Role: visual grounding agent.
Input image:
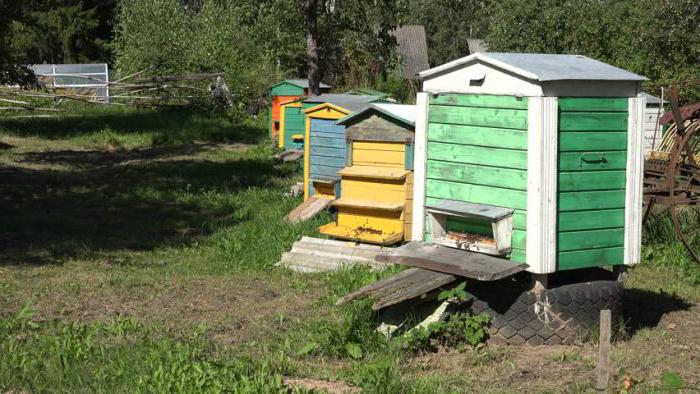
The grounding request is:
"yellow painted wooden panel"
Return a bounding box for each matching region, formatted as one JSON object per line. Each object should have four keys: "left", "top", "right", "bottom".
{"left": 304, "top": 104, "right": 349, "bottom": 119}
{"left": 337, "top": 208, "right": 404, "bottom": 235}
{"left": 333, "top": 198, "right": 404, "bottom": 211}
{"left": 352, "top": 149, "right": 405, "bottom": 167}
{"left": 353, "top": 141, "right": 406, "bottom": 152}
{"left": 404, "top": 172, "right": 414, "bottom": 240}
{"left": 278, "top": 103, "right": 287, "bottom": 148}
{"left": 341, "top": 178, "right": 406, "bottom": 202}
{"left": 318, "top": 223, "right": 404, "bottom": 245}
{"left": 338, "top": 166, "right": 408, "bottom": 180}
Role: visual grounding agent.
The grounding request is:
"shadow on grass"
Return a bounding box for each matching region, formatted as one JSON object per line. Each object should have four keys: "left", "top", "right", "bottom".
{"left": 18, "top": 144, "right": 215, "bottom": 168}
{"left": 0, "top": 146, "right": 298, "bottom": 266}
{"left": 622, "top": 288, "right": 693, "bottom": 335}
{"left": 0, "top": 109, "right": 264, "bottom": 145}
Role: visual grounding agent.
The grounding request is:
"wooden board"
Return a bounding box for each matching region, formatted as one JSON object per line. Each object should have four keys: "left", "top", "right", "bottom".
{"left": 559, "top": 112, "right": 628, "bottom": 131}
{"left": 429, "top": 105, "right": 528, "bottom": 130}
{"left": 426, "top": 179, "right": 527, "bottom": 211}
{"left": 559, "top": 151, "right": 627, "bottom": 171}
{"left": 377, "top": 241, "right": 527, "bottom": 281}
{"left": 559, "top": 132, "right": 627, "bottom": 152}
{"left": 318, "top": 223, "right": 404, "bottom": 246}
{"left": 430, "top": 94, "right": 528, "bottom": 110}
{"left": 427, "top": 161, "right": 527, "bottom": 191}
{"left": 333, "top": 198, "right": 404, "bottom": 211}
{"left": 428, "top": 123, "right": 528, "bottom": 150}
{"left": 558, "top": 170, "right": 626, "bottom": 192}
{"left": 426, "top": 199, "right": 513, "bottom": 221}
{"left": 336, "top": 267, "right": 457, "bottom": 310}
{"left": 427, "top": 142, "right": 528, "bottom": 170}
{"left": 338, "top": 166, "right": 408, "bottom": 180}
{"left": 557, "top": 97, "right": 628, "bottom": 112}
{"left": 558, "top": 209, "right": 625, "bottom": 231}
{"left": 286, "top": 196, "right": 333, "bottom": 223}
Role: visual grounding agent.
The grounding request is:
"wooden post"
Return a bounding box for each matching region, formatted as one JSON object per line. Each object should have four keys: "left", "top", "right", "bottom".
{"left": 595, "top": 309, "right": 612, "bottom": 390}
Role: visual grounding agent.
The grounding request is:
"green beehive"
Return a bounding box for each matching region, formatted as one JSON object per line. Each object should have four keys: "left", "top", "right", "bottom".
{"left": 411, "top": 53, "right": 647, "bottom": 274}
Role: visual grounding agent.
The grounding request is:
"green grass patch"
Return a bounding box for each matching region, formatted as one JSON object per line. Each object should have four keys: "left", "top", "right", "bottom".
{"left": 0, "top": 103, "right": 265, "bottom": 149}
{"left": 643, "top": 211, "right": 700, "bottom": 285}
{"left": 0, "top": 306, "right": 295, "bottom": 393}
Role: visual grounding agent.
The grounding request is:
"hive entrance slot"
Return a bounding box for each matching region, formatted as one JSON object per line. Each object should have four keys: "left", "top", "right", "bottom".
{"left": 426, "top": 199, "right": 513, "bottom": 256}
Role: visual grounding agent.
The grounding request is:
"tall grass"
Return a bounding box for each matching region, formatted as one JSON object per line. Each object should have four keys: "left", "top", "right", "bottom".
{"left": 643, "top": 209, "right": 700, "bottom": 284}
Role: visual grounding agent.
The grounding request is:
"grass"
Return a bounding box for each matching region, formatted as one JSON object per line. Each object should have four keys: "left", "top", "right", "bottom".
{"left": 1, "top": 105, "right": 699, "bottom": 393}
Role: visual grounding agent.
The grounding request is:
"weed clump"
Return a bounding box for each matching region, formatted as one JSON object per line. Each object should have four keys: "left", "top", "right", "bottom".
{"left": 403, "top": 283, "right": 490, "bottom": 353}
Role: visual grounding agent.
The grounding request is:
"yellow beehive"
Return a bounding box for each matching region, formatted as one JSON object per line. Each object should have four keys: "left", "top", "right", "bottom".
{"left": 318, "top": 103, "right": 416, "bottom": 245}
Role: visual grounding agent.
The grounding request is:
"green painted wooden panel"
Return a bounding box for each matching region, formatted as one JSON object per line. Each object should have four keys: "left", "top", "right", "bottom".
{"left": 558, "top": 97, "right": 628, "bottom": 112}
{"left": 426, "top": 94, "right": 529, "bottom": 262}
{"left": 559, "top": 112, "right": 628, "bottom": 131}
{"left": 428, "top": 142, "right": 528, "bottom": 170}
{"left": 558, "top": 190, "right": 625, "bottom": 211}
{"left": 559, "top": 132, "right": 627, "bottom": 152}
{"left": 404, "top": 143, "right": 414, "bottom": 170}
{"left": 510, "top": 249, "right": 526, "bottom": 263}
{"left": 426, "top": 179, "right": 527, "bottom": 211}
{"left": 270, "top": 82, "right": 304, "bottom": 96}
{"left": 283, "top": 106, "right": 306, "bottom": 150}
{"left": 558, "top": 209, "right": 625, "bottom": 232}
{"left": 429, "top": 105, "right": 528, "bottom": 130}
{"left": 559, "top": 151, "right": 627, "bottom": 171}
{"left": 428, "top": 123, "right": 528, "bottom": 150}
{"left": 446, "top": 216, "right": 492, "bottom": 236}
{"left": 427, "top": 161, "right": 527, "bottom": 191}
{"left": 558, "top": 247, "right": 624, "bottom": 270}
{"left": 512, "top": 210, "right": 526, "bottom": 230}
{"left": 430, "top": 94, "right": 528, "bottom": 109}
{"left": 558, "top": 171, "right": 626, "bottom": 191}
{"left": 512, "top": 230, "right": 526, "bottom": 250}
{"left": 558, "top": 228, "right": 625, "bottom": 252}
{"left": 556, "top": 97, "right": 629, "bottom": 271}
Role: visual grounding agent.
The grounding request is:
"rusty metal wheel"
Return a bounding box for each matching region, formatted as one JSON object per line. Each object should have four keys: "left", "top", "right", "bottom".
{"left": 668, "top": 116, "right": 700, "bottom": 263}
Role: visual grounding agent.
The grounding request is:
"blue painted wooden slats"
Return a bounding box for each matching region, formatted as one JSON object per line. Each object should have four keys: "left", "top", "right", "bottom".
{"left": 308, "top": 119, "right": 347, "bottom": 197}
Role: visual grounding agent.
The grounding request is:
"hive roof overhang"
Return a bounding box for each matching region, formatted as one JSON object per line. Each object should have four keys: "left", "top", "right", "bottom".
{"left": 418, "top": 52, "right": 647, "bottom": 82}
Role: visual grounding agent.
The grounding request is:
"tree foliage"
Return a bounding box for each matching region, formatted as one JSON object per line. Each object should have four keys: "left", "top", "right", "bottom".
{"left": 7, "top": 0, "right": 115, "bottom": 64}
{"left": 113, "top": 0, "right": 408, "bottom": 110}
{"left": 487, "top": 0, "right": 700, "bottom": 101}
{"left": 407, "top": 0, "right": 491, "bottom": 67}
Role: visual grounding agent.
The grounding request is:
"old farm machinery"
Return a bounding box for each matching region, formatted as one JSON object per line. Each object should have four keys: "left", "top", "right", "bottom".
{"left": 644, "top": 88, "right": 700, "bottom": 264}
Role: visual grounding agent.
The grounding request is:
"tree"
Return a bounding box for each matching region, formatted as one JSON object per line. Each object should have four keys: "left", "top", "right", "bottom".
{"left": 486, "top": 0, "right": 700, "bottom": 101}
{"left": 7, "top": 0, "right": 115, "bottom": 64}
{"left": 408, "top": 0, "right": 491, "bottom": 66}
{"left": 302, "top": 0, "right": 408, "bottom": 92}
{"left": 0, "top": 0, "right": 35, "bottom": 86}
{"left": 304, "top": 0, "right": 321, "bottom": 95}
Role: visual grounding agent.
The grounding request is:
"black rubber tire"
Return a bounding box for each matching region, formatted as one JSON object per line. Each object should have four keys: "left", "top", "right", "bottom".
{"left": 466, "top": 269, "right": 623, "bottom": 345}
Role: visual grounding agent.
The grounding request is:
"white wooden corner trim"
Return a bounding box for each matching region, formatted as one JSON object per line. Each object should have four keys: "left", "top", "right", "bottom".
{"left": 411, "top": 92, "right": 429, "bottom": 241}
{"left": 624, "top": 95, "right": 646, "bottom": 265}
{"left": 526, "top": 97, "right": 558, "bottom": 274}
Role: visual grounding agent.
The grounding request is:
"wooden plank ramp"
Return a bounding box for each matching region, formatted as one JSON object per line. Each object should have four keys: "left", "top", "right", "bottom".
{"left": 335, "top": 242, "right": 526, "bottom": 310}
{"left": 276, "top": 236, "right": 392, "bottom": 272}
{"left": 376, "top": 241, "right": 527, "bottom": 281}
{"left": 336, "top": 267, "right": 457, "bottom": 310}
{"left": 286, "top": 196, "right": 333, "bottom": 223}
